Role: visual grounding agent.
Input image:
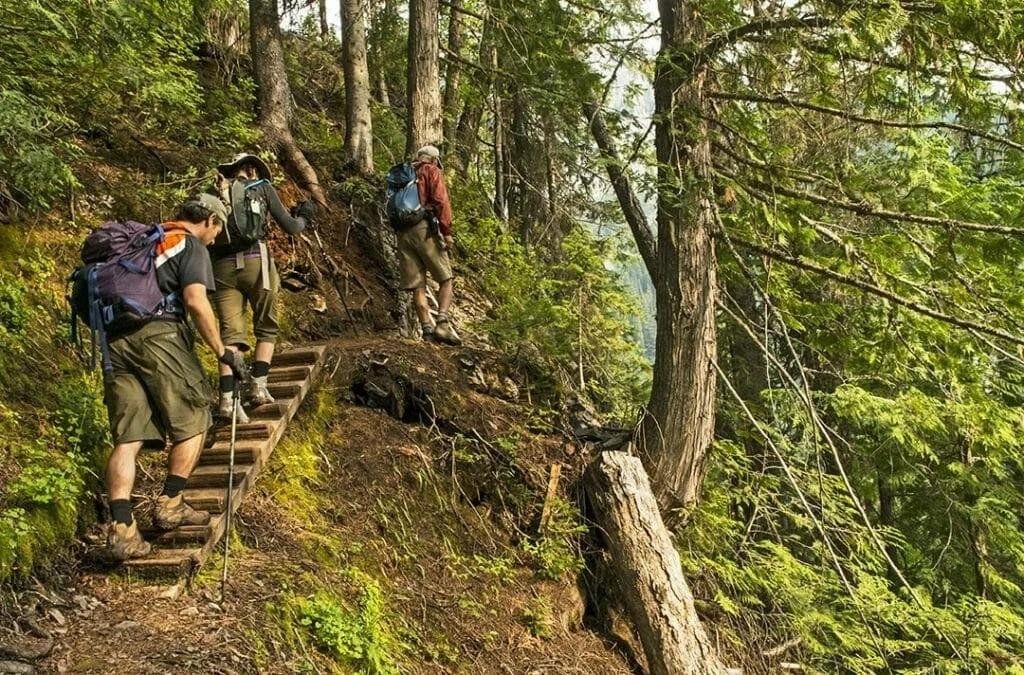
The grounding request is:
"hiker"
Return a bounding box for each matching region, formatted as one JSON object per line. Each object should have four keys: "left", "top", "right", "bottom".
{"left": 390, "top": 145, "right": 461, "bottom": 345}
{"left": 210, "top": 153, "right": 316, "bottom": 424}
{"left": 94, "top": 196, "right": 248, "bottom": 560}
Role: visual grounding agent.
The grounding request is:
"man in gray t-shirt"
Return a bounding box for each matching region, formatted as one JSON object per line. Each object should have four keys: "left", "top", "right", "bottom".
{"left": 103, "top": 196, "right": 247, "bottom": 561}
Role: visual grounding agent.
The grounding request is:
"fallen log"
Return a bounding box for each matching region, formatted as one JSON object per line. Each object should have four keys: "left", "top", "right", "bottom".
{"left": 586, "top": 451, "right": 725, "bottom": 675}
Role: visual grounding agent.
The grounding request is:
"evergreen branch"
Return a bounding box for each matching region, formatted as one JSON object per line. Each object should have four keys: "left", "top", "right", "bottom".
{"left": 727, "top": 235, "right": 1024, "bottom": 346}
{"left": 718, "top": 169, "right": 1024, "bottom": 236}
{"left": 710, "top": 90, "right": 1024, "bottom": 154}
{"left": 799, "top": 42, "right": 1014, "bottom": 83}
{"left": 716, "top": 287, "right": 966, "bottom": 661}
{"left": 694, "top": 15, "right": 833, "bottom": 69}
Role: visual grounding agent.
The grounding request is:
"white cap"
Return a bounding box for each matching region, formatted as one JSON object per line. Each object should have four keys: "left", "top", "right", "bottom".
{"left": 416, "top": 145, "right": 442, "bottom": 164}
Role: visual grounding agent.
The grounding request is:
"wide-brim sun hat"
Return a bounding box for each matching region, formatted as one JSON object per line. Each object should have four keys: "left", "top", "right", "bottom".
{"left": 216, "top": 153, "right": 273, "bottom": 181}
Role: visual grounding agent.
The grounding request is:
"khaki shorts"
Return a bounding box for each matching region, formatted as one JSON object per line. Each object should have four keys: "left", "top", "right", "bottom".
{"left": 212, "top": 251, "right": 281, "bottom": 349}
{"left": 104, "top": 321, "right": 212, "bottom": 445}
{"left": 398, "top": 221, "right": 453, "bottom": 290}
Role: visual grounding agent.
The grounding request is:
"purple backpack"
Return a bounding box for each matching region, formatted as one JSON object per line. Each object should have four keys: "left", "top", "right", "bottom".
{"left": 69, "top": 221, "right": 181, "bottom": 370}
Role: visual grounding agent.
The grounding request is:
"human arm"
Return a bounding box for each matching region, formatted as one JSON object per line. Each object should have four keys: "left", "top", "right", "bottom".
{"left": 183, "top": 283, "right": 248, "bottom": 378}
{"left": 260, "top": 183, "right": 308, "bottom": 235}
{"left": 183, "top": 283, "right": 226, "bottom": 357}
{"left": 420, "top": 164, "right": 454, "bottom": 237}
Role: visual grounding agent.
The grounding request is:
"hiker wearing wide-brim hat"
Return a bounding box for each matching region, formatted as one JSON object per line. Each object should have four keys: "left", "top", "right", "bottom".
{"left": 216, "top": 153, "right": 274, "bottom": 182}
{"left": 208, "top": 153, "right": 317, "bottom": 423}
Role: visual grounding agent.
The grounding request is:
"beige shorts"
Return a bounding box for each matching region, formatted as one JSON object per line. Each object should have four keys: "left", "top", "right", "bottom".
{"left": 104, "top": 321, "right": 212, "bottom": 445}
{"left": 398, "top": 221, "right": 453, "bottom": 290}
{"left": 212, "top": 251, "right": 281, "bottom": 349}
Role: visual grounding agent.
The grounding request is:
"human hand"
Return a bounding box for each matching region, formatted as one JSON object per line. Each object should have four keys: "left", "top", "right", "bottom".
{"left": 292, "top": 200, "right": 316, "bottom": 224}
{"left": 218, "top": 349, "right": 250, "bottom": 383}
{"left": 444, "top": 235, "right": 454, "bottom": 251}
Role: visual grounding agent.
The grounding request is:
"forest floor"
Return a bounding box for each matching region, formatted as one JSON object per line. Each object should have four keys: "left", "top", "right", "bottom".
{"left": 24, "top": 334, "right": 641, "bottom": 674}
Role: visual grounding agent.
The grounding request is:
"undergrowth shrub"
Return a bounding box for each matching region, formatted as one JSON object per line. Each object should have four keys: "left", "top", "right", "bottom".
{"left": 281, "top": 568, "right": 406, "bottom": 675}
{"left": 452, "top": 177, "right": 650, "bottom": 420}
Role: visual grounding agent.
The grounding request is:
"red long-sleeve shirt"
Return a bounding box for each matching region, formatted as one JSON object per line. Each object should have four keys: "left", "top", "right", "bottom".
{"left": 415, "top": 161, "right": 453, "bottom": 237}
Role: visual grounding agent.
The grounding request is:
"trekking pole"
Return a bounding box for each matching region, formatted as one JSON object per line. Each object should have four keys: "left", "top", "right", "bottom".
{"left": 220, "top": 379, "right": 240, "bottom": 602}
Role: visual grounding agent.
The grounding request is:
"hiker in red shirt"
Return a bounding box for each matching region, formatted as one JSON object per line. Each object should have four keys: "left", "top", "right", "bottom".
{"left": 398, "top": 145, "right": 461, "bottom": 345}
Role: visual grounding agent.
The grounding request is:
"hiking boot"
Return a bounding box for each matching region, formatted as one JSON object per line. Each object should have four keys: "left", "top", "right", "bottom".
{"left": 432, "top": 319, "right": 463, "bottom": 346}
{"left": 107, "top": 520, "right": 152, "bottom": 561}
{"left": 154, "top": 494, "right": 211, "bottom": 529}
{"left": 217, "top": 392, "right": 250, "bottom": 424}
{"left": 247, "top": 375, "right": 275, "bottom": 407}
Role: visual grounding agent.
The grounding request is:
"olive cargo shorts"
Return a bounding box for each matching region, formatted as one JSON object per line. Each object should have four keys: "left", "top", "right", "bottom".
{"left": 212, "top": 252, "right": 281, "bottom": 349}
{"left": 104, "top": 321, "right": 212, "bottom": 445}
{"left": 398, "top": 221, "right": 453, "bottom": 290}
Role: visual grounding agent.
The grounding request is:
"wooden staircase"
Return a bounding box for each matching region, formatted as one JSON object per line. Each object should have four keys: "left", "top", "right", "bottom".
{"left": 124, "top": 345, "right": 327, "bottom": 576}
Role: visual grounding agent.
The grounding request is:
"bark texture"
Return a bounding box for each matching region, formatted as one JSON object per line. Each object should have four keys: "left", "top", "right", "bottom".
{"left": 318, "top": 0, "right": 329, "bottom": 38}
{"left": 509, "top": 91, "right": 548, "bottom": 249}
{"left": 342, "top": 0, "right": 374, "bottom": 174}
{"left": 249, "top": 0, "right": 326, "bottom": 205}
{"left": 584, "top": 101, "right": 657, "bottom": 281}
{"left": 442, "top": 0, "right": 465, "bottom": 147}
{"left": 586, "top": 452, "right": 726, "bottom": 675}
{"left": 453, "top": 15, "right": 493, "bottom": 175}
{"left": 640, "top": 0, "right": 719, "bottom": 515}
{"left": 406, "top": 0, "right": 443, "bottom": 154}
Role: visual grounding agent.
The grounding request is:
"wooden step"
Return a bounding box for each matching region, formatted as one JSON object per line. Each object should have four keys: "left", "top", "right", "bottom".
{"left": 267, "top": 382, "right": 302, "bottom": 399}
{"left": 272, "top": 350, "right": 321, "bottom": 367}
{"left": 250, "top": 400, "right": 295, "bottom": 420}
{"left": 209, "top": 423, "right": 274, "bottom": 442}
{"left": 140, "top": 525, "right": 211, "bottom": 546}
{"left": 197, "top": 445, "right": 259, "bottom": 466}
{"left": 117, "top": 344, "right": 326, "bottom": 577}
{"left": 268, "top": 366, "right": 313, "bottom": 383}
{"left": 180, "top": 487, "right": 242, "bottom": 514}
{"left": 187, "top": 464, "right": 251, "bottom": 488}
{"left": 122, "top": 547, "right": 201, "bottom": 573}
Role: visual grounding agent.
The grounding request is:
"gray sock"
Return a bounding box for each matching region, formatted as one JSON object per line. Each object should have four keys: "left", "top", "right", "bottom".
{"left": 422, "top": 322, "right": 435, "bottom": 334}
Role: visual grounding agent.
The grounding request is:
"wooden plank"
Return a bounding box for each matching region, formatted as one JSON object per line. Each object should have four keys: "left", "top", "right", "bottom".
{"left": 271, "top": 349, "right": 321, "bottom": 367}
{"left": 125, "top": 345, "right": 327, "bottom": 575}
{"left": 538, "top": 463, "right": 562, "bottom": 533}
{"left": 209, "top": 423, "right": 274, "bottom": 442}
{"left": 267, "top": 382, "right": 302, "bottom": 399}
{"left": 268, "top": 366, "right": 313, "bottom": 383}
{"left": 186, "top": 464, "right": 252, "bottom": 488}
{"left": 196, "top": 446, "right": 259, "bottom": 466}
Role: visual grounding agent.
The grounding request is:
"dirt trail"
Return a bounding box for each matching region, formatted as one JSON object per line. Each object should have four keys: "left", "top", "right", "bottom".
{"left": 29, "top": 336, "right": 635, "bottom": 674}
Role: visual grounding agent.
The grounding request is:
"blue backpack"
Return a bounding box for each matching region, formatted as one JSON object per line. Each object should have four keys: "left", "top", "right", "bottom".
{"left": 384, "top": 163, "right": 425, "bottom": 229}
{"left": 69, "top": 221, "right": 182, "bottom": 371}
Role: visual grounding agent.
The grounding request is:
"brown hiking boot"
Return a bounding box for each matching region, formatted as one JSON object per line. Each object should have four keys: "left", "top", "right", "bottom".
{"left": 432, "top": 320, "right": 463, "bottom": 346}
{"left": 155, "top": 494, "right": 211, "bottom": 529}
{"left": 107, "top": 521, "right": 152, "bottom": 561}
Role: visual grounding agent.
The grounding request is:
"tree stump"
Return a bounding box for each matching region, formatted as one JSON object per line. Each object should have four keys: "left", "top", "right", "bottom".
{"left": 585, "top": 451, "right": 725, "bottom": 675}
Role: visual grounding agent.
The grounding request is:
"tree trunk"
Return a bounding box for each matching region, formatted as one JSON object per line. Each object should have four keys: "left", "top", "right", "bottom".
{"left": 584, "top": 101, "right": 657, "bottom": 281}
{"left": 249, "top": 0, "right": 327, "bottom": 205}
{"left": 493, "top": 88, "right": 508, "bottom": 221}
{"left": 370, "top": 0, "right": 393, "bottom": 106}
{"left": 342, "top": 0, "right": 374, "bottom": 174}
{"left": 318, "top": 0, "right": 329, "bottom": 38}
{"left": 406, "top": 0, "right": 443, "bottom": 154}
{"left": 508, "top": 91, "right": 547, "bottom": 249}
{"left": 586, "top": 452, "right": 726, "bottom": 675}
{"left": 442, "top": 0, "right": 465, "bottom": 149}
{"left": 453, "top": 14, "right": 493, "bottom": 175}
{"left": 640, "top": 0, "right": 718, "bottom": 516}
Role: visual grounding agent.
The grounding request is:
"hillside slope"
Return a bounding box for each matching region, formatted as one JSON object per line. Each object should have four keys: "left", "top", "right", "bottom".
{"left": 35, "top": 335, "right": 637, "bottom": 674}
